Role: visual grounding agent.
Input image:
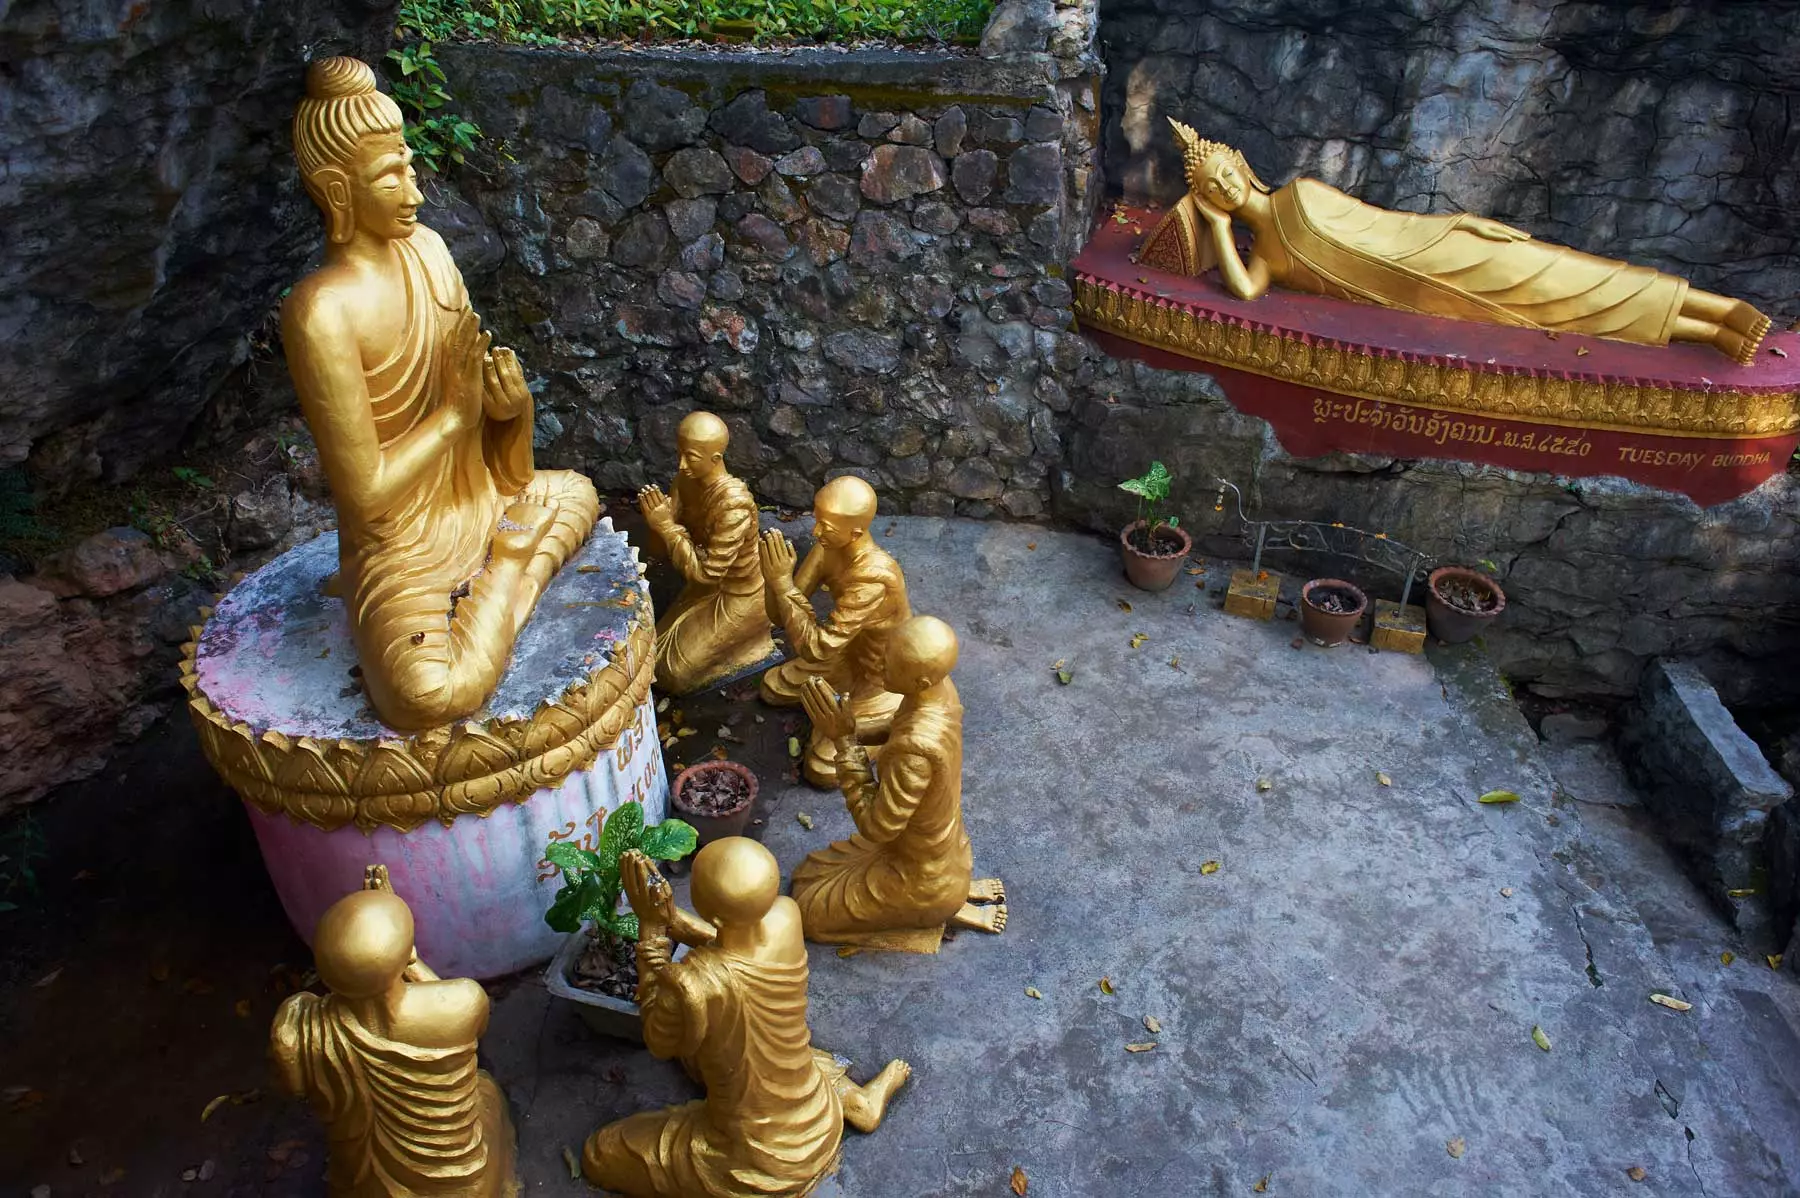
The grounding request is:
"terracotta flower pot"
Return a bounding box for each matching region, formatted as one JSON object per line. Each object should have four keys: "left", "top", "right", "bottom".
{"left": 1119, "top": 520, "right": 1193, "bottom": 592}
{"left": 671, "top": 760, "right": 758, "bottom": 847}
{"left": 1299, "top": 578, "right": 1368, "bottom": 646}
{"left": 1425, "top": 566, "right": 1506, "bottom": 644}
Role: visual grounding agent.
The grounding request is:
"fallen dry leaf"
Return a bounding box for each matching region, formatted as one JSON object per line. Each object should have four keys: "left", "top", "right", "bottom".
{"left": 1289, "top": 636, "right": 1304, "bottom": 649}
{"left": 1129, "top": 632, "right": 1149, "bottom": 649}
{"left": 1376, "top": 772, "right": 1392, "bottom": 787}
{"left": 1650, "top": 994, "right": 1692, "bottom": 1012}
{"left": 1027, "top": 542, "right": 1037, "bottom": 550}
{"left": 1124, "top": 1041, "right": 1157, "bottom": 1053}
{"left": 796, "top": 812, "right": 814, "bottom": 830}
{"left": 3, "top": 1086, "right": 45, "bottom": 1113}
{"left": 1185, "top": 565, "right": 1204, "bottom": 575}
{"left": 1199, "top": 860, "right": 1220, "bottom": 875}
{"left": 1168, "top": 656, "right": 1180, "bottom": 669}
{"left": 1099, "top": 976, "right": 1115, "bottom": 995}
{"left": 1056, "top": 668, "right": 1072, "bottom": 685}
{"left": 1143, "top": 1015, "right": 1162, "bottom": 1033}
{"left": 655, "top": 697, "right": 669, "bottom": 713}
{"left": 234, "top": 999, "right": 252, "bottom": 1018}
{"left": 1256, "top": 778, "right": 1272, "bottom": 793}
{"left": 787, "top": 737, "right": 802, "bottom": 759}
{"left": 1531, "top": 1025, "right": 1552, "bottom": 1052}
{"left": 563, "top": 1146, "right": 581, "bottom": 1180}
{"left": 1575, "top": 346, "right": 1590, "bottom": 356}
{"left": 1025, "top": 986, "right": 1043, "bottom": 1000}
{"left": 1478, "top": 790, "right": 1521, "bottom": 805}
{"left": 1116, "top": 599, "right": 1132, "bottom": 613}
{"left": 1768, "top": 954, "right": 1784, "bottom": 970}
{"left": 1011, "top": 1165, "right": 1029, "bottom": 1195}
{"left": 1721, "top": 951, "right": 1736, "bottom": 966}
{"left": 1500, "top": 887, "right": 1515, "bottom": 898}
{"left": 1726, "top": 887, "right": 1758, "bottom": 898}
{"left": 1447, "top": 1136, "right": 1466, "bottom": 1159}
{"left": 200, "top": 1094, "right": 230, "bottom": 1123}
{"left": 1253, "top": 1178, "right": 1269, "bottom": 1194}
{"left": 1626, "top": 1165, "right": 1647, "bottom": 1182}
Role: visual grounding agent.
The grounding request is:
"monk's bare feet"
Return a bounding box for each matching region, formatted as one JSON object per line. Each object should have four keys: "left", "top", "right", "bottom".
{"left": 493, "top": 502, "right": 553, "bottom": 563}
{"left": 846, "top": 1059, "right": 912, "bottom": 1133}
{"left": 949, "top": 901, "right": 1007, "bottom": 933}
{"left": 968, "top": 878, "right": 1006, "bottom": 904}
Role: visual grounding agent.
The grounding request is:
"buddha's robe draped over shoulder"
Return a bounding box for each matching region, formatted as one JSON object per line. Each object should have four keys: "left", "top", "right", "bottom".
{"left": 583, "top": 943, "right": 843, "bottom": 1196}
{"left": 270, "top": 992, "right": 515, "bottom": 1197}
{"left": 653, "top": 473, "right": 774, "bottom": 694}
{"left": 344, "top": 230, "right": 596, "bottom": 728}
{"left": 792, "top": 687, "right": 972, "bottom": 940}
{"left": 1268, "top": 179, "right": 1688, "bottom": 346}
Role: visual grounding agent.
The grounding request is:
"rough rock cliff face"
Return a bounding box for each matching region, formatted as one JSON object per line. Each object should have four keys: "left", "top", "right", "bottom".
{"left": 1099, "top": 0, "right": 1800, "bottom": 322}
{"left": 0, "top": 0, "right": 396, "bottom": 481}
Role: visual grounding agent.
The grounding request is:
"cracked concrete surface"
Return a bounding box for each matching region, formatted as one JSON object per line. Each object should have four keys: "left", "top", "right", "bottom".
{"left": 2, "top": 516, "right": 1795, "bottom": 1196}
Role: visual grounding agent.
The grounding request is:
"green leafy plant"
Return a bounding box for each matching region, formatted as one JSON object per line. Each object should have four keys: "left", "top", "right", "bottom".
{"left": 171, "top": 465, "right": 215, "bottom": 490}
{"left": 543, "top": 804, "right": 696, "bottom": 953}
{"left": 0, "top": 815, "right": 48, "bottom": 914}
{"left": 1118, "top": 461, "right": 1179, "bottom": 533}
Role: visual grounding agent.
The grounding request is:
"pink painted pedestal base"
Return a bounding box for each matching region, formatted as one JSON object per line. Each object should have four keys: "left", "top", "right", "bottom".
{"left": 246, "top": 697, "right": 667, "bottom": 980}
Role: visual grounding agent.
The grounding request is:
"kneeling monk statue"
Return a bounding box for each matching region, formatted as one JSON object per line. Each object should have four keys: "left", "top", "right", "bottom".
{"left": 1143, "top": 119, "right": 1772, "bottom": 365}
{"left": 791, "top": 616, "right": 1006, "bottom": 952}
{"left": 638, "top": 411, "right": 777, "bottom": 695}
{"left": 271, "top": 866, "right": 520, "bottom": 1198}
{"left": 583, "top": 841, "right": 910, "bottom": 1197}
{"left": 284, "top": 57, "right": 598, "bottom": 730}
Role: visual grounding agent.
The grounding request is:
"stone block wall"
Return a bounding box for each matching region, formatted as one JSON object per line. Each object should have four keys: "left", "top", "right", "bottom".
{"left": 431, "top": 9, "right": 1102, "bottom": 520}
{"left": 1098, "top": 0, "right": 1800, "bottom": 322}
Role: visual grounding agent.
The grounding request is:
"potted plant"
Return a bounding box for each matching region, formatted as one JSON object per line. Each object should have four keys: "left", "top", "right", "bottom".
{"left": 1117, "top": 461, "right": 1193, "bottom": 591}
{"left": 1426, "top": 562, "right": 1506, "bottom": 644}
{"left": 1299, "top": 578, "right": 1368, "bottom": 646}
{"left": 540, "top": 802, "right": 697, "bottom": 1041}
{"left": 670, "top": 760, "right": 758, "bottom": 848}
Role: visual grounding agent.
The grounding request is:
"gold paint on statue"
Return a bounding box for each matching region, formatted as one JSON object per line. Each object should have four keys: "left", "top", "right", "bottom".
{"left": 1072, "top": 278, "right": 1800, "bottom": 438}
{"left": 284, "top": 57, "right": 599, "bottom": 731}
{"left": 1143, "top": 120, "right": 1772, "bottom": 365}
{"left": 179, "top": 604, "right": 655, "bottom": 833}
{"left": 582, "top": 842, "right": 910, "bottom": 1197}
{"left": 790, "top": 616, "right": 1006, "bottom": 953}
{"left": 758, "top": 477, "right": 911, "bottom": 788}
{"left": 639, "top": 412, "right": 778, "bottom": 695}
{"left": 271, "top": 865, "right": 520, "bottom": 1198}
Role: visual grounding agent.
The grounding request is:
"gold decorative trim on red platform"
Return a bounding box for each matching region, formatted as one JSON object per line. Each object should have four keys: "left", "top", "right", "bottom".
{"left": 1073, "top": 278, "right": 1800, "bottom": 439}
{"left": 179, "top": 606, "right": 655, "bottom": 835}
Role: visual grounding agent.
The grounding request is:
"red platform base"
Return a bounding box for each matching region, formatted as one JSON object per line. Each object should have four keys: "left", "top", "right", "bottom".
{"left": 1073, "top": 207, "right": 1800, "bottom": 507}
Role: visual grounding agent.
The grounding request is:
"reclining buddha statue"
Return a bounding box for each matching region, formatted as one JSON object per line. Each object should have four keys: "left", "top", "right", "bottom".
{"left": 1142, "top": 119, "right": 1772, "bottom": 365}
{"left": 284, "top": 57, "right": 599, "bottom": 730}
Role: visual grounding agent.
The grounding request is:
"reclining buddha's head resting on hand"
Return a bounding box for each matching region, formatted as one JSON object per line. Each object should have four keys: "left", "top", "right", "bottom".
{"left": 1170, "top": 120, "right": 1270, "bottom": 220}
{"left": 293, "top": 56, "right": 417, "bottom": 245}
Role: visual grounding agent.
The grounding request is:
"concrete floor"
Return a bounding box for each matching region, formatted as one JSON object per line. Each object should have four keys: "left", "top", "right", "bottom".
{"left": 4, "top": 516, "right": 1798, "bottom": 1196}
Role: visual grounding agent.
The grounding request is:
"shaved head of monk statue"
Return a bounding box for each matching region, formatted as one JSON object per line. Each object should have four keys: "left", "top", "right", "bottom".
{"left": 283, "top": 56, "right": 598, "bottom": 730}
{"left": 757, "top": 477, "right": 911, "bottom": 787}
{"left": 637, "top": 411, "right": 777, "bottom": 695}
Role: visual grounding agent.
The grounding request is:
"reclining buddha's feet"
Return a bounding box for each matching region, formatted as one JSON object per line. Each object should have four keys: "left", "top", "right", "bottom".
{"left": 949, "top": 901, "right": 1007, "bottom": 934}
{"left": 968, "top": 878, "right": 1005, "bottom": 904}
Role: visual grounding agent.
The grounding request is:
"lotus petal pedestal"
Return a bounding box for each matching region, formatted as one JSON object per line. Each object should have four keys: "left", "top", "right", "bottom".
{"left": 181, "top": 520, "right": 668, "bottom": 979}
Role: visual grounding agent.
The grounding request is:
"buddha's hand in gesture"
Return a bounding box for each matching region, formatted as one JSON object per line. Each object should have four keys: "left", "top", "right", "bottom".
{"left": 638, "top": 485, "right": 675, "bottom": 533}
{"left": 441, "top": 310, "right": 490, "bottom": 438}
{"left": 800, "top": 676, "right": 856, "bottom": 745}
{"left": 482, "top": 345, "right": 531, "bottom": 421}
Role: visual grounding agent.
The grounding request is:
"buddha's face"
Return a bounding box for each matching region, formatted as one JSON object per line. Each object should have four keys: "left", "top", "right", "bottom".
{"left": 812, "top": 505, "right": 865, "bottom": 551}
{"left": 346, "top": 131, "right": 423, "bottom": 241}
{"left": 1198, "top": 153, "right": 1248, "bottom": 213}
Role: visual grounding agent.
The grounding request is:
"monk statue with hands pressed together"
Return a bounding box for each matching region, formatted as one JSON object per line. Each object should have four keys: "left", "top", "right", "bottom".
{"left": 583, "top": 839, "right": 909, "bottom": 1197}
{"left": 1144, "top": 119, "right": 1772, "bottom": 365}
{"left": 758, "top": 476, "right": 911, "bottom": 788}
{"left": 638, "top": 411, "right": 777, "bottom": 695}
{"left": 284, "top": 56, "right": 598, "bottom": 731}
{"left": 791, "top": 615, "right": 1006, "bottom": 952}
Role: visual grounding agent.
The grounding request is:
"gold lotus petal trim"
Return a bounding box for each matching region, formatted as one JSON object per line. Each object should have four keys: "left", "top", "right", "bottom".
{"left": 1072, "top": 278, "right": 1800, "bottom": 439}
{"left": 181, "top": 613, "right": 655, "bottom": 834}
